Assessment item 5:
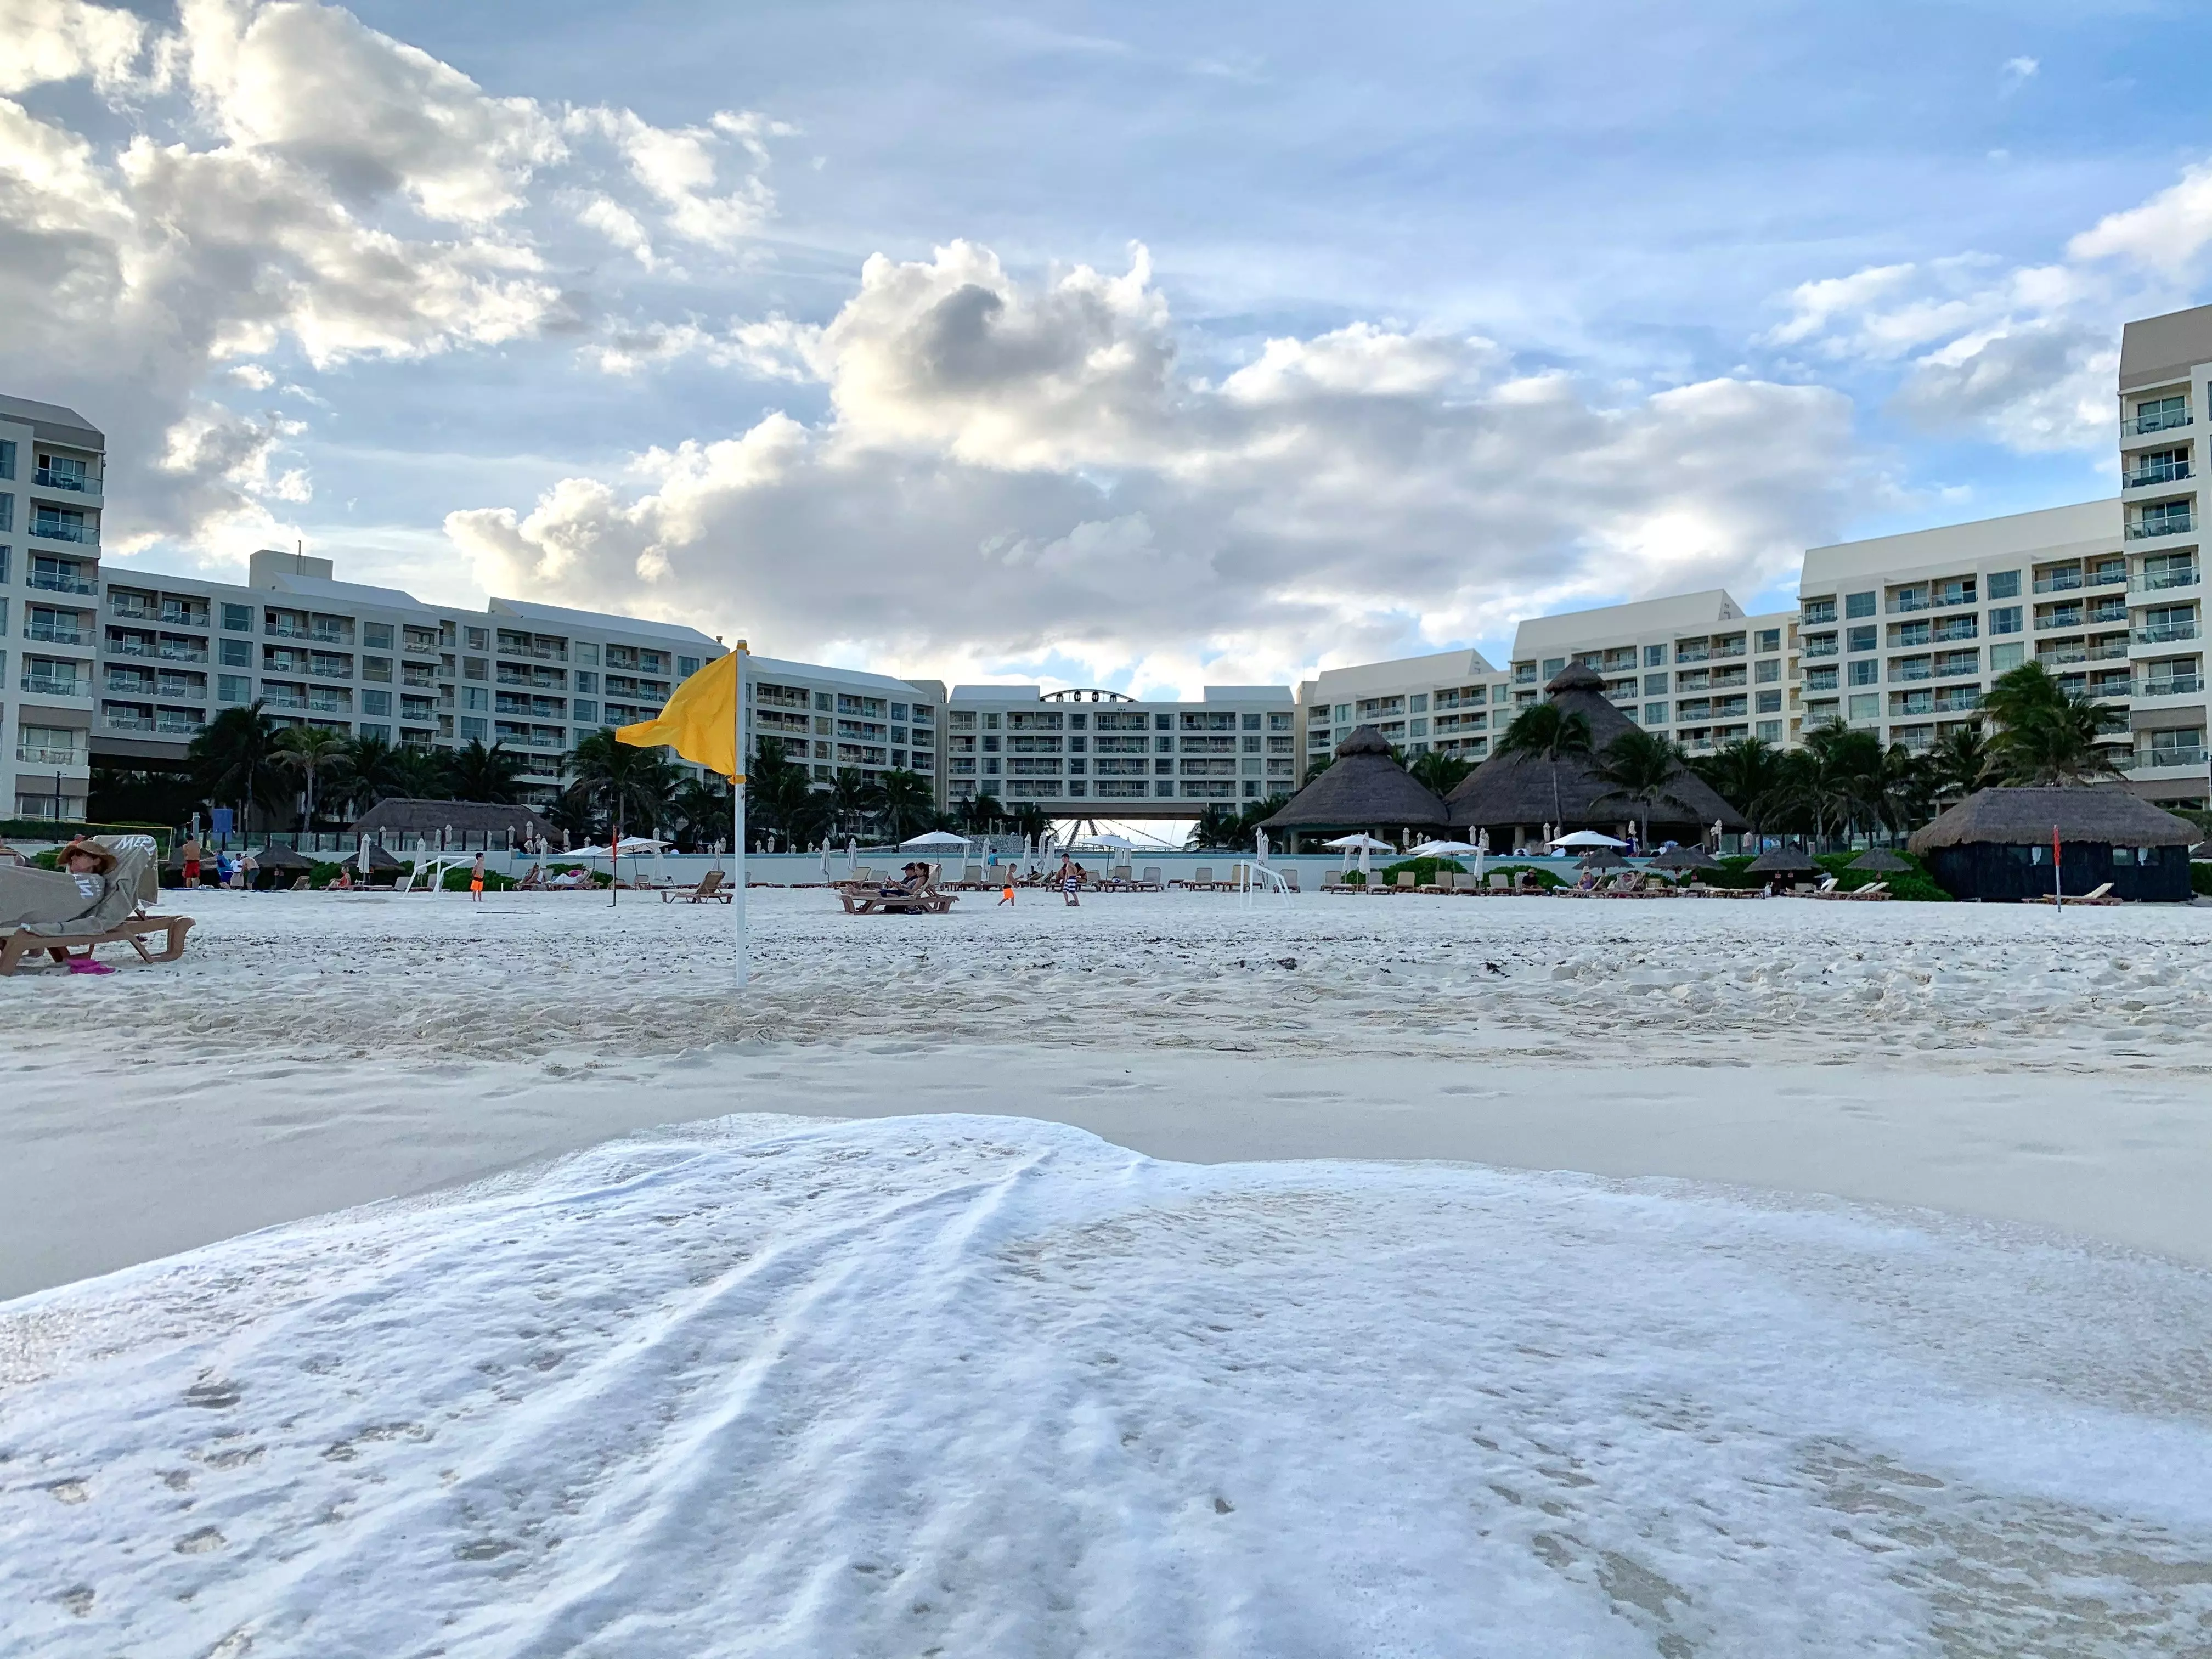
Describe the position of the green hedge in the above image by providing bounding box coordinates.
[1812,850,1953,902]
[2192,860,2212,898]
[439,866,519,892]
[1378,857,1467,885]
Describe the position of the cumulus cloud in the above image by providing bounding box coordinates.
[1760,151,2212,453]
[0,0,787,559]
[450,242,1863,692]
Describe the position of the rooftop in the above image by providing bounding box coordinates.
[1511,590,1747,658]
[1802,501,2118,588]
[2120,303,2212,392]
[489,596,723,648]
[1305,648,1497,698]
[0,393,104,451]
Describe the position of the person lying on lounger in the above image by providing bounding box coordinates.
[0,838,117,929]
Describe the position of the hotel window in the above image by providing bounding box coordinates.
[363,622,393,649]
[465,627,488,650]
[1989,641,2025,672]
[460,716,488,741]
[1541,657,1565,678]
[1989,606,2022,635]
[573,699,597,722]
[1644,702,1668,724]
[1756,719,1782,742]
[1755,689,1782,714]
[463,657,487,680]
[462,686,488,710]
[362,690,391,716]
[1847,625,1877,653]
[1845,591,1876,619]
[1643,672,1667,694]
[679,655,701,677]
[1754,658,1779,683]
[222,603,251,631]
[1847,659,1877,686]
[1755,628,1781,653]
[576,642,600,666]
[358,724,391,743]
[1847,693,1879,722]
[1987,569,2020,600]
[217,674,250,704]
[1644,645,1667,666]
[219,637,250,668]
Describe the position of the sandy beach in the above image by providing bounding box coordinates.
[7,888,2212,1653]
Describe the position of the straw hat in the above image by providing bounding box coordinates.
[60,838,119,876]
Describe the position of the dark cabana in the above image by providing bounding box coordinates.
[1906,787,2199,902]
[351,798,554,850]
[1445,665,1747,849]
[1256,727,1448,851]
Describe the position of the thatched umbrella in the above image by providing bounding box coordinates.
[1257,727,1448,851]
[345,843,403,872]
[1647,847,1721,871]
[251,844,314,871]
[1577,848,1627,870]
[1747,847,1819,873]
[1847,849,1912,872]
[1446,665,1747,846]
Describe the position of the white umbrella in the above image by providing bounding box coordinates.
[1549,830,1628,849]
[1255,827,1269,865]
[1408,839,1481,857]
[901,830,970,849]
[847,837,859,874]
[1323,831,1392,881]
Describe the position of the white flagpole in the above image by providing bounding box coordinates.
[732,642,749,990]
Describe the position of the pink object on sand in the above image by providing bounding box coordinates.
[66,957,117,975]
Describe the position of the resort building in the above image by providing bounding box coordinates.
[81,548,728,809]
[1506,593,1799,755]
[945,684,1296,819]
[741,656,946,794]
[1295,650,1505,785]
[0,395,105,822]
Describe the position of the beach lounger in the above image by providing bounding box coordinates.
[2027,882,2120,906]
[838,884,957,916]
[1136,866,1164,891]
[1278,868,1300,892]
[662,868,732,903]
[0,837,195,975]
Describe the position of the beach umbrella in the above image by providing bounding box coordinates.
[1408,838,1480,857]
[847,837,859,874]
[901,830,969,850]
[1747,847,1819,873]
[1847,849,1912,872]
[250,843,313,871]
[1549,829,1629,849]
[345,843,402,872]
[1577,848,1627,869]
[1255,827,1269,865]
[1648,847,1722,871]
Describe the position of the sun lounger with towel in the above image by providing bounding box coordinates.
[0,837,194,975]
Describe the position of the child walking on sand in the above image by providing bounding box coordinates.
[470,851,486,902]
[998,873,1015,905]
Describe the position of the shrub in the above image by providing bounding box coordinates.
[2191,859,2212,898]
[1811,851,1952,902]
[440,865,519,892]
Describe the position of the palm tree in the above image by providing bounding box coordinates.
[1923,724,1995,806]
[1982,662,2125,785]
[190,702,283,825]
[342,732,415,812]
[826,768,876,839]
[1186,804,1243,850]
[1407,748,1474,796]
[1690,736,1787,839]
[1009,801,1051,843]
[746,739,826,849]
[446,737,527,803]
[388,744,453,801]
[1774,721,1886,847]
[874,768,938,841]
[566,730,677,842]
[670,776,733,851]
[273,725,353,830]
[1492,702,1594,830]
[1587,728,1694,849]
[958,792,1006,833]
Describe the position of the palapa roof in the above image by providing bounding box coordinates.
[1848,849,1912,872]
[1444,666,1748,833]
[351,797,555,839]
[1907,787,2200,853]
[1257,727,1448,831]
[1747,847,1819,872]
[247,843,315,870]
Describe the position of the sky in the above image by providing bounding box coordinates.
[9,0,2212,696]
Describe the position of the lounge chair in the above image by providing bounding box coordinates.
[1843,881,1890,901]
[953,863,986,890]
[2027,882,2120,906]
[1174,866,1215,891]
[0,837,195,975]
[663,868,732,904]
[1136,866,1164,891]
[1278,868,1300,892]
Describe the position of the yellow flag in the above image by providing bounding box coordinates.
[617,650,740,781]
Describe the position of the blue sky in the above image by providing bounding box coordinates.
[9,1,2212,690]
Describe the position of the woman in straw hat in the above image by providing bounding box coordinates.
[0,837,119,929]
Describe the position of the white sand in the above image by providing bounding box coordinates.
[7,889,2212,1652]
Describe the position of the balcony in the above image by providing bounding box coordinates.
[2086,602,2129,625]
[26,623,89,646]
[103,713,154,732]
[2128,511,2196,540]
[2146,747,2209,769]
[21,675,84,697]
[16,743,83,766]
[27,570,97,596]
[30,518,97,546]
[2034,611,2084,630]
[155,716,205,736]
[2137,623,2201,645]
[2032,572,2083,594]
[265,623,311,640]
[498,642,566,662]
[109,595,154,618]
[2136,676,2204,698]
[2125,458,2193,489]
[2135,567,2200,591]
[32,467,98,499]
[2124,409,2193,437]
[1801,638,1839,659]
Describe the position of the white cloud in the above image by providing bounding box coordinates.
[449,242,1863,693]
[1762,151,2212,453]
[2001,55,2038,85]
[0,0,788,555]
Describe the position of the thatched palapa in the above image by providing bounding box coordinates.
[1257,727,1447,848]
[351,798,554,847]
[1444,665,1746,848]
[1907,786,2198,902]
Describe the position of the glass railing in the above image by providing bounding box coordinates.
[2136,623,2200,644]
[16,744,84,766]
[31,520,97,545]
[2087,604,2129,624]
[2032,574,2083,594]
[2147,747,2208,768]
[33,467,91,493]
[2125,461,2192,488]
[2135,568,2200,590]
[26,624,89,645]
[265,624,311,639]
[1801,606,1837,625]
[102,714,153,731]
[110,598,153,618]
[2124,409,2193,436]
[2034,613,2083,630]
[2137,676,2204,697]
[28,571,96,595]
[159,644,208,662]
[2128,512,2196,539]
[1801,640,1838,658]
[21,675,83,696]
[159,610,208,628]
[154,718,205,736]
